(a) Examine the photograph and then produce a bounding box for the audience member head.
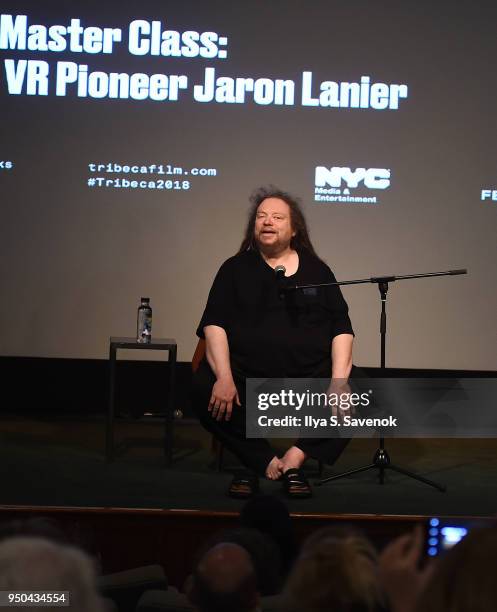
[415,526,497,612]
[283,525,383,612]
[188,542,259,612]
[0,536,105,612]
[196,526,282,595]
[240,494,297,575]
[0,516,102,575]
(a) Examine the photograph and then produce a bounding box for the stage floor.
[1,414,496,517]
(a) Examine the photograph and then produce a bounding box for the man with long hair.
[193,186,354,498]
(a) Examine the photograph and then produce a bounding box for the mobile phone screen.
[426,518,469,557]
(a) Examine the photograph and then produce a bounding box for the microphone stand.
[288,268,467,492]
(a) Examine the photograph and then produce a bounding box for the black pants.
[192,360,351,477]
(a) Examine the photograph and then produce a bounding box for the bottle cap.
[140,297,150,302]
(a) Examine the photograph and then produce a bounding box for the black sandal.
[282,468,312,499]
[228,473,259,499]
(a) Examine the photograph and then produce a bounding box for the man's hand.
[379,524,435,612]
[209,376,240,421]
[327,379,355,423]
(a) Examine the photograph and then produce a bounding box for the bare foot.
[265,456,284,480]
[281,446,307,473]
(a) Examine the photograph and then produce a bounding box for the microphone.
[274,265,287,299]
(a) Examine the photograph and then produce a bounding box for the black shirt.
[197,249,354,378]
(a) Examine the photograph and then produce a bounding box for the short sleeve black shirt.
[197,249,353,378]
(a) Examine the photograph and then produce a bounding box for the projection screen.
[0,0,495,370]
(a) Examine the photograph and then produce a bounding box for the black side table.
[107,336,177,465]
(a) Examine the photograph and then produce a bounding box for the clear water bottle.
[137,297,152,343]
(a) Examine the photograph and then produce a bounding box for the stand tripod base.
[316,448,446,492]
